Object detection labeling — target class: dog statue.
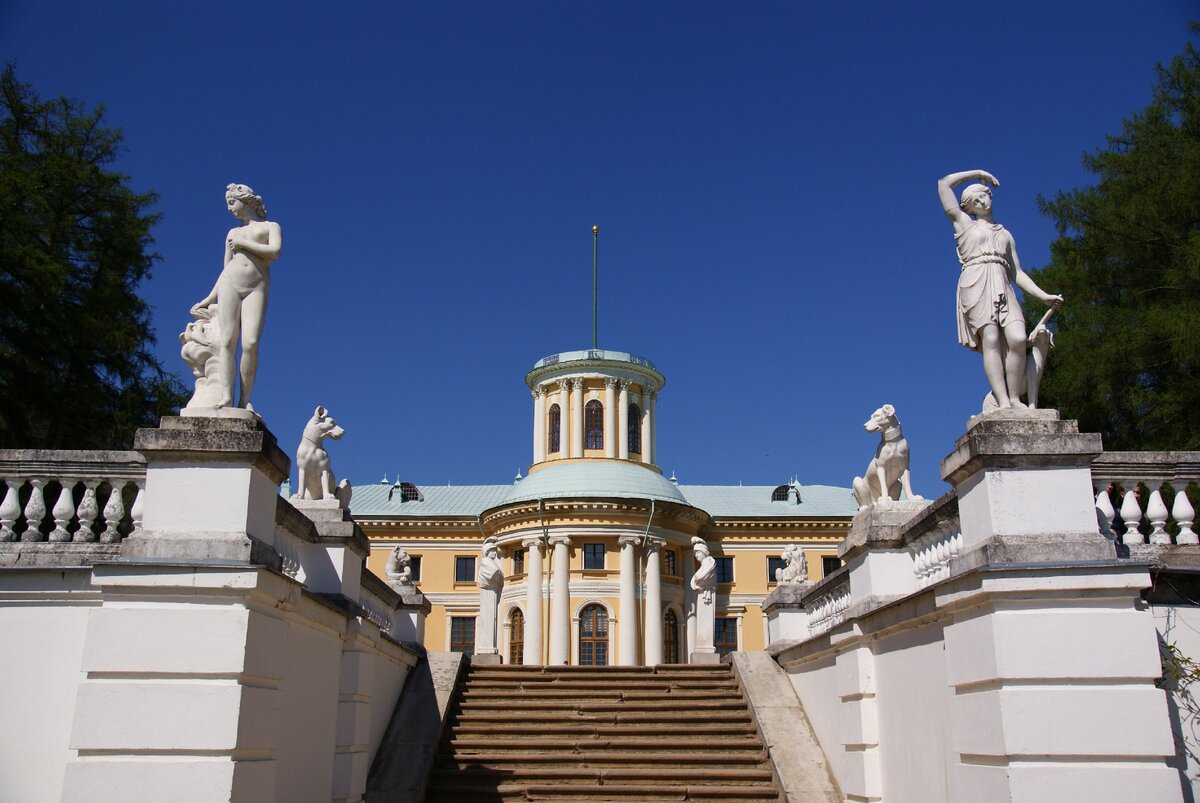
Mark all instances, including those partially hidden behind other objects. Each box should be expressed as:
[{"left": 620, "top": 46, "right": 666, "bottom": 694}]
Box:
[
  {"left": 294, "top": 405, "right": 352, "bottom": 506},
  {"left": 851, "top": 404, "right": 921, "bottom": 510}
]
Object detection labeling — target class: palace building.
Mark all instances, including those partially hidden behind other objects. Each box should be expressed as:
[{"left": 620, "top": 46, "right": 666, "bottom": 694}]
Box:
[{"left": 355, "top": 348, "right": 857, "bottom": 664}]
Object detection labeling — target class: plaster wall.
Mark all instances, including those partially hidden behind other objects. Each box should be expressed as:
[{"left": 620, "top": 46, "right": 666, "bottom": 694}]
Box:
[
  {"left": 0, "top": 571, "right": 92, "bottom": 803},
  {"left": 1154, "top": 603, "right": 1200, "bottom": 800},
  {"left": 786, "top": 652, "right": 846, "bottom": 787}
]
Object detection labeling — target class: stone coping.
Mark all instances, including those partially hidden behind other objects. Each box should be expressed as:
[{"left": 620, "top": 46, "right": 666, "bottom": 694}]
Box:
[
  {"left": 277, "top": 496, "right": 371, "bottom": 557},
  {"left": 134, "top": 416, "right": 289, "bottom": 485},
  {"left": 837, "top": 499, "right": 936, "bottom": 560},
  {"left": 763, "top": 563, "right": 849, "bottom": 614},
  {"left": 941, "top": 414, "right": 1102, "bottom": 486},
  {"left": 361, "top": 568, "right": 432, "bottom": 614},
  {"left": 0, "top": 542, "right": 122, "bottom": 568},
  {"left": 1091, "top": 451, "right": 1200, "bottom": 486},
  {"left": 0, "top": 449, "right": 145, "bottom": 480}
]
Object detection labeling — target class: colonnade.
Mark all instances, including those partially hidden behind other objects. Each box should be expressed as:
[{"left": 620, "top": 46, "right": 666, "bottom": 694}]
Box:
[
  {"left": 531, "top": 379, "right": 657, "bottom": 465},
  {"left": 519, "top": 534, "right": 670, "bottom": 666}
]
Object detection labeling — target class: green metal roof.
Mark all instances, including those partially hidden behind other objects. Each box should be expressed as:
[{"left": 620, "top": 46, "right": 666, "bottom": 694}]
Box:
[{"left": 501, "top": 460, "right": 688, "bottom": 506}]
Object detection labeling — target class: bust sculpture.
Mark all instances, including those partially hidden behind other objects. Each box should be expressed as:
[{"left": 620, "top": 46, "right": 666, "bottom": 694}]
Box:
[
  {"left": 937, "top": 170, "right": 1062, "bottom": 410},
  {"left": 190, "top": 184, "right": 282, "bottom": 413},
  {"left": 385, "top": 546, "right": 413, "bottom": 585},
  {"left": 775, "top": 543, "right": 809, "bottom": 585},
  {"left": 474, "top": 537, "right": 505, "bottom": 656}
]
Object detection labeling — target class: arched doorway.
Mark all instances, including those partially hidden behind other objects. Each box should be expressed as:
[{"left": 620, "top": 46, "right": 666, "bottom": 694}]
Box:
[
  {"left": 508, "top": 608, "right": 525, "bottom": 665},
  {"left": 663, "top": 609, "right": 680, "bottom": 664},
  {"left": 579, "top": 604, "right": 609, "bottom": 666}
]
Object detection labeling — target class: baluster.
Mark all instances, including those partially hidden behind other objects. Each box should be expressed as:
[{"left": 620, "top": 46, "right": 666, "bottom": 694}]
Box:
[
  {"left": 21, "top": 479, "right": 47, "bottom": 541},
  {"left": 1147, "top": 490, "right": 1171, "bottom": 545},
  {"left": 74, "top": 480, "right": 100, "bottom": 542},
  {"left": 1095, "top": 490, "right": 1116, "bottom": 537},
  {"left": 101, "top": 481, "right": 126, "bottom": 543},
  {"left": 1175, "top": 489, "right": 1198, "bottom": 546},
  {"left": 0, "top": 479, "right": 20, "bottom": 542},
  {"left": 129, "top": 480, "right": 145, "bottom": 536},
  {"left": 49, "top": 480, "right": 77, "bottom": 542},
  {"left": 1120, "top": 489, "right": 1145, "bottom": 545}
]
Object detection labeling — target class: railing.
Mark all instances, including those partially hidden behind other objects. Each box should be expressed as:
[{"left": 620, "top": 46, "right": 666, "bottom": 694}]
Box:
[
  {"left": 805, "top": 572, "right": 851, "bottom": 636},
  {"left": 912, "top": 524, "right": 963, "bottom": 589},
  {"left": 0, "top": 450, "right": 146, "bottom": 544},
  {"left": 1091, "top": 451, "right": 1199, "bottom": 546}
]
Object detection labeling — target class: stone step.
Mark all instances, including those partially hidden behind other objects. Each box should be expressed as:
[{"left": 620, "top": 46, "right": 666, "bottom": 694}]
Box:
[
  {"left": 465, "top": 678, "right": 738, "bottom": 691},
  {"left": 470, "top": 664, "right": 727, "bottom": 673},
  {"left": 457, "top": 698, "right": 748, "bottom": 712},
  {"left": 425, "top": 783, "right": 782, "bottom": 803},
  {"left": 449, "top": 721, "right": 759, "bottom": 737},
  {"left": 451, "top": 708, "right": 754, "bottom": 724},
  {"left": 430, "top": 765, "right": 775, "bottom": 783},
  {"left": 446, "top": 735, "right": 766, "bottom": 751},
  {"left": 461, "top": 688, "right": 742, "bottom": 701}
]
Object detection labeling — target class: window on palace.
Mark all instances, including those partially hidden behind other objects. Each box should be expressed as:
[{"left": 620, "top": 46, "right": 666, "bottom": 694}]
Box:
[
  {"left": 450, "top": 617, "right": 475, "bottom": 655},
  {"left": 714, "top": 617, "right": 738, "bottom": 657},
  {"left": 771, "top": 485, "right": 790, "bottom": 502},
  {"left": 512, "top": 549, "right": 525, "bottom": 575},
  {"left": 628, "top": 403, "right": 642, "bottom": 453},
  {"left": 663, "top": 609, "right": 680, "bottom": 664},
  {"left": 662, "top": 549, "right": 678, "bottom": 576},
  {"left": 408, "top": 555, "right": 423, "bottom": 582},
  {"left": 579, "top": 604, "right": 609, "bottom": 666},
  {"left": 715, "top": 556, "right": 734, "bottom": 584},
  {"left": 822, "top": 556, "right": 842, "bottom": 577},
  {"left": 387, "top": 481, "right": 421, "bottom": 502},
  {"left": 585, "top": 399, "right": 603, "bottom": 449},
  {"left": 548, "top": 404, "right": 561, "bottom": 453},
  {"left": 767, "top": 556, "right": 785, "bottom": 583},
  {"left": 455, "top": 556, "right": 476, "bottom": 583},
  {"left": 509, "top": 609, "right": 525, "bottom": 665},
  {"left": 583, "top": 543, "right": 606, "bottom": 570}
]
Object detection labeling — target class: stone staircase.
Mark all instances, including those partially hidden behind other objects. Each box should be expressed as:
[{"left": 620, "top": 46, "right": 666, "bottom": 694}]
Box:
[{"left": 424, "top": 663, "right": 784, "bottom": 802}]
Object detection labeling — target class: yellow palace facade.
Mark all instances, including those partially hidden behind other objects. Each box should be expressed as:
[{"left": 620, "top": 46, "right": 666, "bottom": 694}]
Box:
[{"left": 357, "top": 349, "right": 855, "bottom": 665}]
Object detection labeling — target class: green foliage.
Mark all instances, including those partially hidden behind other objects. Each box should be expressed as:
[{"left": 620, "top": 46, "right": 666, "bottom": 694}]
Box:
[
  {"left": 1024, "top": 31, "right": 1200, "bottom": 449},
  {"left": 0, "top": 64, "right": 185, "bottom": 449}
]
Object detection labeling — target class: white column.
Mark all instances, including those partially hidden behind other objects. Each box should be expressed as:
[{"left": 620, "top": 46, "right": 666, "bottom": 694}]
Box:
[
  {"left": 642, "top": 389, "right": 655, "bottom": 464},
  {"left": 532, "top": 387, "right": 546, "bottom": 465},
  {"left": 570, "top": 378, "right": 584, "bottom": 458},
  {"left": 522, "top": 537, "right": 544, "bottom": 665},
  {"left": 644, "top": 537, "right": 663, "bottom": 665},
  {"left": 557, "top": 379, "right": 571, "bottom": 458},
  {"left": 604, "top": 378, "right": 618, "bottom": 459},
  {"left": 618, "top": 535, "right": 640, "bottom": 666},
  {"left": 549, "top": 536, "right": 571, "bottom": 665},
  {"left": 618, "top": 381, "right": 630, "bottom": 459}
]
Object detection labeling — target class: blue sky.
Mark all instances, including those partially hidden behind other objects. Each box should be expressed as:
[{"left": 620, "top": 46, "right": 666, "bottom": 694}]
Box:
[{"left": 2, "top": 3, "right": 1192, "bottom": 497}]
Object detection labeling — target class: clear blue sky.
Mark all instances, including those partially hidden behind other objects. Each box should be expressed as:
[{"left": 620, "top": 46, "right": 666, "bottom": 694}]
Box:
[{"left": 2, "top": 3, "right": 1192, "bottom": 497}]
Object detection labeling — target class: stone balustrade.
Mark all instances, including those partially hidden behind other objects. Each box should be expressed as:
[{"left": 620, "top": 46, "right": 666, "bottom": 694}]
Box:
[
  {"left": 1091, "top": 451, "right": 1200, "bottom": 546},
  {"left": 0, "top": 450, "right": 146, "bottom": 544},
  {"left": 803, "top": 569, "right": 851, "bottom": 636}
]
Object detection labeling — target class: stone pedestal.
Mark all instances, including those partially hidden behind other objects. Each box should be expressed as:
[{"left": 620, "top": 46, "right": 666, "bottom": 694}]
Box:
[
  {"left": 289, "top": 497, "right": 369, "bottom": 603},
  {"left": 384, "top": 580, "right": 431, "bottom": 644},
  {"left": 761, "top": 583, "right": 811, "bottom": 645},
  {"left": 838, "top": 501, "right": 929, "bottom": 606}
]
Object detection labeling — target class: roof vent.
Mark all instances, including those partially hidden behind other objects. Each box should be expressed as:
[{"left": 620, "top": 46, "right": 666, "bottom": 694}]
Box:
[
  {"left": 379, "top": 473, "right": 390, "bottom": 485},
  {"left": 669, "top": 471, "right": 678, "bottom": 484}
]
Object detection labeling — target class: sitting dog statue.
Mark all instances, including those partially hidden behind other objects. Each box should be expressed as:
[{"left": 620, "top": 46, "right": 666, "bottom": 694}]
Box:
[
  {"left": 851, "top": 404, "right": 921, "bottom": 510},
  {"left": 294, "top": 405, "right": 352, "bottom": 506}
]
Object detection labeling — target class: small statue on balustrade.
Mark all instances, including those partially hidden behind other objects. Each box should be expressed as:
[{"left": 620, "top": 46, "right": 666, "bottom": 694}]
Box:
[
  {"left": 386, "top": 546, "right": 413, "bottom": 585},
  {"left": 775, "top": 543, "right": 809, "bottom": 585},
  {"left": 293, "top": 405, "right": 352, "bottom": 506},
  {"left": 852, "top": 404, "right": 922, "bottom": 510}
]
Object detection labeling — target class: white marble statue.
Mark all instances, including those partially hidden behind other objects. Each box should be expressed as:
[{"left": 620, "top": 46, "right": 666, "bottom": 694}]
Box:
[
  {"left": 938, "top": 170, "right": 1062, "bottom": 410},
  {"left": 475, "top": 536, "right": 504, "bottom": 656},
  {"left": 293, "top": 406, "right": 352, "bottom": 506},
  {"left": 179, "top": 303, "right": 224, "bottom": 409},
  {"left": 690, "top": 536, "right": 717, "bottom": 655},
  {"left": 190, "top": 183, "right": 282, "bottom": 413},
  {"left": 775, "top": 543, "right": 808, "bottom": 585},
  {"left": 385, "top": 546, "right": 413, "bottom": 585},
  {"left": 851, "top": 404, "right": 922, "bottom": 510}
]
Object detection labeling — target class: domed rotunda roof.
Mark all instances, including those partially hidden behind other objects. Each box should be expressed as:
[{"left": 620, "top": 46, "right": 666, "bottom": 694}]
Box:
[{"left": 500, "top": 460, "right": 687, "bottom": 507}]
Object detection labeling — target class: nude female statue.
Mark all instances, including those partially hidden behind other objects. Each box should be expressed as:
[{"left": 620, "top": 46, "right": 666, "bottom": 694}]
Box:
[
  {"left": 938, "top": 170, "right": 1062, "bottom": 409},
  {"left": 191, "top": 184, "right": 282, "bottom": 412}
]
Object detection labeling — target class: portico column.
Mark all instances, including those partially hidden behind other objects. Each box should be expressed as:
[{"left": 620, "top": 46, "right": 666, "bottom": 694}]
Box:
[
  {"left": 557, "top": 379, "right": 571, "bottom": 458},
  {"left": 570, "top": 378, "right": 584, "bottom": 457},
  {"left": 549, "top": 535, "right": 572, "bottom": 665},
  {"left": 618, "top": 535, "right": 640, "bottom": 666},
  {"left": 522, "top": 537, "right": 544, "bottom": 665},
  {"left": 642, "top": 389, "right": 655, "bottom": 465},
  {"left": 532, "top": 387, "right": 546, "bottom": 465},
  {"left": 643, "top": 537, "right": 664, "bottom": 665},
  {"left": 618, "top": 381, "right": 630, "bottom": 459},
  {"left": 604, "top": 378, "right": 618, "bottom": 459}
]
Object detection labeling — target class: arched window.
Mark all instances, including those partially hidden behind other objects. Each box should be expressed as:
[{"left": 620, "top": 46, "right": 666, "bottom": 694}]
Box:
[
  {"left": 585, "top": 399, "right": 604, "bottom": 450},
  {"left": 508, "top": 609, "right": 525, "bottom": 665},
  {"left": 771, "top": 485, "right": 790, "bottom": 502},
  {"left": 387, "top": 481, "right": 421, "bottom": 502},
  {"left": 579, "top": 604, "right": 609, "bottom": 666},
  {"left": 663, "top": 609, "right": 680, "bottom": 664},
  {"left": 548, "top": 404, "right": 561, "bottom": 454},
  {"left": 628, "top": 403, "right": 641, "bottom": 454}
]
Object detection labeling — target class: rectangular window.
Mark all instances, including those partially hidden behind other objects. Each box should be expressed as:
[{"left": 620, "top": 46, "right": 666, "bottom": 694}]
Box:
[
  {"left": 663, "top": 549, "right": 678, "bottom": 576},
  {"left": 716, "top": 556, "right": 734, "bottom": 584},
  {"left": 584, "top": 543, "right": 606, "bottom": 570},
  {"left": 822, "top": 556, "right": 841, "bottom": 578},
  {"left": 512, "top": 549, "right": 525, "bottom": 575},
  {"left": 409, "top": 555, "right": 422, "bottom": 582},
  {"left": 767, "top": 556, "right": 786, "bottom": 583},
  {"left": 455, "top": 556, "right": 476, "bottom": 583},
  {"left": 714, "top": 617, "right": 738, "bottom": 657},
  {"left": 450, "top": 617, "right": 475, "bottom": 655}
]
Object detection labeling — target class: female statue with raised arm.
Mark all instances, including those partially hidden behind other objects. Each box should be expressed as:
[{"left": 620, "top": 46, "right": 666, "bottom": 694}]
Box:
[
  {"left": 938, "top": 170, "right": 1061, "bottom": 409},
  {"left": 191, "top": 184, "right": 282, "bottom": 412}
]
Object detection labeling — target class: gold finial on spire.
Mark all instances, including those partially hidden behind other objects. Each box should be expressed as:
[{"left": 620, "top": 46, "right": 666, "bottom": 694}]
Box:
[{"left": 593, "top": 225, "right": 599, "bottom": 235}]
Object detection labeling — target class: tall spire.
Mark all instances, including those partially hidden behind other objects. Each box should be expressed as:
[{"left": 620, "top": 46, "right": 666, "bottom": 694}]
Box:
[{"left": 592, "top": 225, "right": 599, "bottom": 349}]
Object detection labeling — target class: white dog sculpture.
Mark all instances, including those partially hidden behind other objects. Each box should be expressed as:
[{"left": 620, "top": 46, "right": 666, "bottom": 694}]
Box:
[
  {"left": 294, "top": 405, "right": 352, "bottom": 505},
  {"left": 851, "top": 404, "right": 921, "bottom": 510}
]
